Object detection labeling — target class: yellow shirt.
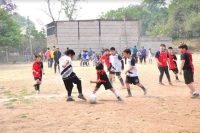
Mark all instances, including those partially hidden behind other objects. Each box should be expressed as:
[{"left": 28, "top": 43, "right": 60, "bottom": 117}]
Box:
[{"left": 50, "top": 50, "right": 54, "bottom": 58}]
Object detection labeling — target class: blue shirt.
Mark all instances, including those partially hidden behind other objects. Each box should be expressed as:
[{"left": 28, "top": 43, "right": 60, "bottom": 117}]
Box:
[
  {"left": 83, "top": 52, "right": 87, "bottom": 59},
  {"left": 141, "top": 49, "right": 146, "bottom": 56},
  {"left": 131, "top": 47, "right": 137, "bottom": 55}
]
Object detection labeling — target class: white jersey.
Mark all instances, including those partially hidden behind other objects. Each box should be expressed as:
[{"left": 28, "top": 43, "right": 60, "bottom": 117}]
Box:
[
  {"left": 59, "top": 55, "right": 73, "bottom": 79},
  {"left": 127, "top": 57, "right": 138, "bottom": 77},
  {"left": 109, "top": 54, "right": 122, "bottom": 72},
  {"left": 148, "top": 50, "right": 152, "bottom": 58}
]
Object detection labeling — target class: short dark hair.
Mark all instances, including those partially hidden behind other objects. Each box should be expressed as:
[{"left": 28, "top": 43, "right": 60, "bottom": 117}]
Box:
[
  {"left": 178, "top": 44, "right": 188, "bottom": 50},
  {"left": 123, "top": 49, "right": 131, "bottom": 54},
  {"left": 160, "top": 44, "right": 166, "bottom": 47},
  {"left": 168, "top": 47, "right": 173, "bottom": 49},
  {"left": 104, "top": 49, "right": 109, "bottom": 52},
  {"left": 65, "top": 49, "right": 75, "bottom": 56},
  {"left": 47, "top": 47, "right": 50, "bottom": 50},
  {"left": 110, "top": 47, "right": 115, "bottom": 51},
  {"left": 35, "top": 55, "right": 41, "bottom": 58},
  {"left": 96, "top": 63, "right": 104, "bottom": 70}
]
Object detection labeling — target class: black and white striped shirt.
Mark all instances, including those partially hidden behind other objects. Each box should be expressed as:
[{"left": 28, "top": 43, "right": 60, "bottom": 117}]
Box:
[{"left": 59, "top": 55, "right": 73, "bottom": 79}]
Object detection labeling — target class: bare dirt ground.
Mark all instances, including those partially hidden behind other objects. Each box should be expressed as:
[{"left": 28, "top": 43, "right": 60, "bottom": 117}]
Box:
[{"left": 0, "top": 54, "right": 200, "bottom": 133}]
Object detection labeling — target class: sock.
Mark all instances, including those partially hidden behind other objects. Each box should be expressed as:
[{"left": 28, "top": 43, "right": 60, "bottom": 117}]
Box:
[
  {"left": 37, "top": 84, "right": 40, "bottom": 91},
  {"left": 127, "top": 88, "right": 132, "bottom": 96},
  {"left": 118, "top": 76, "right": 125, "bottom": 86},
  {"left": 113, "top": 91, "right": 119, "bottom": 97},
  {"left": 34, "top": 84, "right": 37, "bottom": 91}
]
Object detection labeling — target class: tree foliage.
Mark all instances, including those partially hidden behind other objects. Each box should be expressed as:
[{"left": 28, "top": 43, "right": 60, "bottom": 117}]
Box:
[
  {"left": 0, "top": 8, "right": 22, "bottom": 48},
  {"left": 100, "top": 0, "right": 200, "bottom": 39},
  {"left": 60, "top": 0, "right": 79, "bottom": 20}
]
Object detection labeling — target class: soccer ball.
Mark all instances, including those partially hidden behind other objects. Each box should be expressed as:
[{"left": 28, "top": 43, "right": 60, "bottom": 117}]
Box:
[{"left": 89, "top": 94, "right": 96, "bottom": 104}]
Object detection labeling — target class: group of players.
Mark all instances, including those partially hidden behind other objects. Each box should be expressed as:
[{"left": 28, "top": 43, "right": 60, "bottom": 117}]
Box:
[{"left": 32, "top": 42, "right": 199, "bottom": 102}]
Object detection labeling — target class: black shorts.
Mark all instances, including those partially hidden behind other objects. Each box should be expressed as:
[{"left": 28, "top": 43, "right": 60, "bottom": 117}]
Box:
[
  {"left": 126, "top": 76, "right": 140, "bottom": 85},
  {"left": 183, "top": 70, "right": 194, "bottom": 84},
  {"left": 34, "top": 77, "right": 41, "bottom": 81},
  {"left": 171, "top": 68, "right": 179, "bottom": 74},
  {"left": 109, "top": 71, "right": 121, "bottom": 76},
  {"left": 62, "top": 73, "right": 81, "bottom": 90},
  {"left": 96, "top": 82, "right": 112, "bottom": 90}
]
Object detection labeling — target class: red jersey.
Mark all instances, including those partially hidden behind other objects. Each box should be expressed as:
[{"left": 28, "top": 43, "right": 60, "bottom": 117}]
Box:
[
  {"left": 32, "top": 61, "right": 41, "bottom": 78},
  {"left": 168, "top": 54, "right": 177, "bottom": 70},
  {"left": 155, "top": 51, "right": 168, "bottom": 67},
  {"left": 100, "top": 54, "right": 110, "bottom": 69},
  {"left": 97, "top": 70, "right": 108, "bottom": 83}
]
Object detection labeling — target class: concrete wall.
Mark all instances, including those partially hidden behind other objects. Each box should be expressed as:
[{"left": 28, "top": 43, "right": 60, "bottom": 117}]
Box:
[
  {"left": 140, "top": 36, "right": 172, "bottom": 53},
  {"left": 47, "top": 20, "right": 172, "bottom": 55},
  {"left": 47, "top": 34, "right": 57, "bottom": 48},
  {"left": 52, "top": 20, "right": 140, "bottom": 53}
]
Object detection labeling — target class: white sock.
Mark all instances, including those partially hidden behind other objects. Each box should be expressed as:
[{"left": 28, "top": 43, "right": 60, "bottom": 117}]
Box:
[{"left": 113, "top": 91, "right": 120, "bottom": 97}]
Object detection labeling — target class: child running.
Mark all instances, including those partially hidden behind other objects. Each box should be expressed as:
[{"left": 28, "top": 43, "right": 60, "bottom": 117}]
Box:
[
  {"left": 32, "top": 55, "right": 43, "bottom": 94},
  {"left": 109, "top": 47, "right": 125, "bottom": 87},
  {"left": 59, "top": 49, "right": 87, "bottom": 101},
  {"left": 168, "top": 47, "right": 179, "bottom": 81},
  {"left": 123, "top": 49, "right": 147, "bottom": 97},
  {"left": 90, "top": 63, "right": 122, "bottom": 101},
  {"left": 178, "top": 43, "right": 199, "bottom": 98}
]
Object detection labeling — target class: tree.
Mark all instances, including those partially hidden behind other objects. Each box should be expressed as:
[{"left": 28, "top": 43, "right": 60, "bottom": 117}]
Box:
[
  {"left": 0, "top": 8, "right": 22, "bottom": 48},
  {"left": 0, "top": 0, "right": 16, "bottom": 12},
  {"left": 100, "top": 0, "right": 200, "bottom": 39},
  {"left": 45, "top": 0, "right": 80, "bottom": 21},
  {"left": 12, "top": 14, "right": 47, "bottom": 54},
  {"left": 60, "top": 0, "right": 80, "bottom": 20}
]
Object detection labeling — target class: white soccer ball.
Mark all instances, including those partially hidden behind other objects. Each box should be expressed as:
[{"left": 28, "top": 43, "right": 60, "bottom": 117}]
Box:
[{"left": 89, "top": 94, "right": 96, "bottom": 104}]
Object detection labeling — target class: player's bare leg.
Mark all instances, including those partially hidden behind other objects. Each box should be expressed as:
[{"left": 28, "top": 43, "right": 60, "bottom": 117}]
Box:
[
  {"left": 136, "top": 83, "right": 147, "bottom": 95},
  {"left": 126, "top": 82, "right": 132, "bottom": 97},
  {"left": 110, "top": 88, "right": 122, "bottom": 101},
  {"left": 109, "top": 74, "right": 114, "bottom": 85}
]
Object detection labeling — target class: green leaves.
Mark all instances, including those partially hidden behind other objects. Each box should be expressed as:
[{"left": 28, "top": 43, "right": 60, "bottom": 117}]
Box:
[
  {"left": 0, "top": 8, "right": 22, "bottom": 48},
  {"left": 100, "top": 0, "right": 200, "bottom": 39}
]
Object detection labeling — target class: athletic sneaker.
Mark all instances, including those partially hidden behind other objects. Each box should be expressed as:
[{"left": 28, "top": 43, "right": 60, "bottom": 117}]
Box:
[
  {"left": 78, "top": 94, "right": 87, "bottom": 101},
  {"left": 159, "top": 82, "right": 165, "bottom": 85},
  {"left": 117, "top": 96, "right": 123, "bottom": 101},
  {"left": 67, "top": 97, "right": 75, "bottom": 102},
  {"left": 126, "top": 94, "right": 132, "bottom": 97},
  {"left": 191, "top": 93, "right": 199, "bottom": 98}
]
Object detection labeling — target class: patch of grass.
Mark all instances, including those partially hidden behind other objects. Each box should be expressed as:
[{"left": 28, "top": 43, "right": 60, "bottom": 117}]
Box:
[
  {"left": 18, "top": 113, "right": 29, "bottom": 119},
  {"left": 3, "top": 89, "right": 34, "bottom": 109}
]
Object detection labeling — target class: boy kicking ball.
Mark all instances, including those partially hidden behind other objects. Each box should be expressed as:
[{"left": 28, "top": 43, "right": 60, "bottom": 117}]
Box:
[
  {"left": 90, "top": 63, "right": 122, "bottom": 101},
  {"left": 59, "top": 49, "right": 87, "bottom": 102},
  {"left": 123, "top": 49, "right": 147, "bottom": 97},
  {"left": 178, "top": 43, "right": 199, "bottom": 98}
]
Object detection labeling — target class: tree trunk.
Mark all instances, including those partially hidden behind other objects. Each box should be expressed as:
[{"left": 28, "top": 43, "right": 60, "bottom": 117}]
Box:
[{"left": 5, "top": 47, "right": 8, "bottom": 62}]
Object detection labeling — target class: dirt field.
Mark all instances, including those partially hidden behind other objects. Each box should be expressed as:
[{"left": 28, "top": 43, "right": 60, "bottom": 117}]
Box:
[{"left": 0, "top": 54, "right": 200, "bottom": 133}]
